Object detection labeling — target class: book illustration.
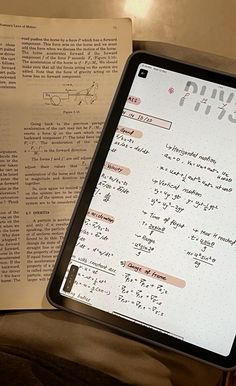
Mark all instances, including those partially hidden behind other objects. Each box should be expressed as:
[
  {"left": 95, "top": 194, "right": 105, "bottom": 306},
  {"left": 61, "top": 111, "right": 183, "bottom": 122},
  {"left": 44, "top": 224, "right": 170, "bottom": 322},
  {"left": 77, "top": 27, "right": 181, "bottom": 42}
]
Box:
[{"left": 43, "top": 82, "right": 98, "bottom": 106}]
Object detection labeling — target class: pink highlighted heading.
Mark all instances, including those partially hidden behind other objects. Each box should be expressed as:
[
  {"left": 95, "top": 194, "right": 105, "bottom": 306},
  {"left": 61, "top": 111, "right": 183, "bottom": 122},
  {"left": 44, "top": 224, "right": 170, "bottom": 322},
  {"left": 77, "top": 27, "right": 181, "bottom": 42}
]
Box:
[
  {"left": 127, "top": 95, "right": 141, "bottom": 105},
  {"left": 104, "top": 162, "right": 130, "bottom": 175},
  {"left": 117, "top": 126, "right": 143, "bottom": 138},
  {"left": 125, "top": 261, "right": 186, "bottom": 288},
  {"left": 87, "top": 209, "right": 114, "bottom": 224}
]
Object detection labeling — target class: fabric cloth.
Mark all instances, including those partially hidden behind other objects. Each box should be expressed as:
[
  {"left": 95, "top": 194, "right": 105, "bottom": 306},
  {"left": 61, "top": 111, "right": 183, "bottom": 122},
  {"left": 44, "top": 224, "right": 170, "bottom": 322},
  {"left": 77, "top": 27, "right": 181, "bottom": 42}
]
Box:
[
  {"left": 0, "top": 344, "right": 131, "bottom": 386},
  {"left": 0, "top": 310, "right": 223, "bottom": 386}
]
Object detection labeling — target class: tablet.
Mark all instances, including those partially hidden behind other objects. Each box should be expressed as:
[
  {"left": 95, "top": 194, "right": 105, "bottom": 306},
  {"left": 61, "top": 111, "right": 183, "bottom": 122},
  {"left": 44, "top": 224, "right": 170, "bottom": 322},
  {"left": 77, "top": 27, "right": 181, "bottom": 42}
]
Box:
[{"left": 47, "top": 51, "right": 236, "bottom": 369}]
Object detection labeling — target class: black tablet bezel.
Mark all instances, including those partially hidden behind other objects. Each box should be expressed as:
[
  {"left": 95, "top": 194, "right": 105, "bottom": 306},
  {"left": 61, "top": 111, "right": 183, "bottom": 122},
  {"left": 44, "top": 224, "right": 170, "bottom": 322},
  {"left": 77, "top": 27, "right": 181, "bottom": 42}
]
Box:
[{"left": 47, "top": 51, "right": 236, "bottom": 369}]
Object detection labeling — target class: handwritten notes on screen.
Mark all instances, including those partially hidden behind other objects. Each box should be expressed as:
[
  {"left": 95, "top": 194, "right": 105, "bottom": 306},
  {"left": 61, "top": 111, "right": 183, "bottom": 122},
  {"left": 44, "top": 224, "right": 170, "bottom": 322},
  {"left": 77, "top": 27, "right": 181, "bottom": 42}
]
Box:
[{"left": 60, "top": 64, "right": 236, "bottom": 356}]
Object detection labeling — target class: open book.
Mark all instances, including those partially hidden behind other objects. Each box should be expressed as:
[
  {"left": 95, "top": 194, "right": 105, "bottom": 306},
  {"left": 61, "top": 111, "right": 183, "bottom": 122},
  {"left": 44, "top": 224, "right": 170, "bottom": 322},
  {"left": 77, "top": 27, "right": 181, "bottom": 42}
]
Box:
[{"left": 0, "top": 14, "right": 132, "bottom": 309}]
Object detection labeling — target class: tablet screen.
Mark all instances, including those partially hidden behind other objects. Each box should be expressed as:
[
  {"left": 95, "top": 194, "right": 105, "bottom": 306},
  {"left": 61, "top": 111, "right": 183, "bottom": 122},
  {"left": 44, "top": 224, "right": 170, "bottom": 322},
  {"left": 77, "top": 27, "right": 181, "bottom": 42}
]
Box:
[{"left": 59, "top": 58, "right": 236, "bottom": 358}]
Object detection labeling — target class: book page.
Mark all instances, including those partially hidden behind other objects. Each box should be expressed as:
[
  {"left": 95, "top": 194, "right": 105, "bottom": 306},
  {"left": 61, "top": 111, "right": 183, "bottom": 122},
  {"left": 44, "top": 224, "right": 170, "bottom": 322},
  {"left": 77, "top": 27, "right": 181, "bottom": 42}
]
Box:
[
  {"left": 0, "top": 14, "right": 132, "bottom": 309},
  {"left": 60, "top": 63, "right": 236, "bottom": 356}
]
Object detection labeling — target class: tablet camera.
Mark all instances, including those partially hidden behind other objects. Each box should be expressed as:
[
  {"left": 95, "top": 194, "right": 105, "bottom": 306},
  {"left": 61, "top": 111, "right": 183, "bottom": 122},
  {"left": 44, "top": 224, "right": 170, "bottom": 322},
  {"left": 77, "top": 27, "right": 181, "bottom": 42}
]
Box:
[{"left": 138, "top": 69, "right": 148, "bottom": 78}]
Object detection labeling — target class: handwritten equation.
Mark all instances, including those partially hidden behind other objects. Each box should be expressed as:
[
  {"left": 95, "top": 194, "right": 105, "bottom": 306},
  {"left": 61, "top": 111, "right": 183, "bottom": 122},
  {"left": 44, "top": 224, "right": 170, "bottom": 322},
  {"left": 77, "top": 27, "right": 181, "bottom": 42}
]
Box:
[{"left": 117, "top": 271, "right": 168, "bottom": 317}]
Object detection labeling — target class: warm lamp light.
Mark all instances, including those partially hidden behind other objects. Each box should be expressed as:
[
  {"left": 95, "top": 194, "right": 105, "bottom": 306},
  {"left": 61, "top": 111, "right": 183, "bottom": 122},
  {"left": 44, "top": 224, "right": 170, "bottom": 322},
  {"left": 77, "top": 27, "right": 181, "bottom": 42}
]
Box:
[{"left": 124, "top": 0, "right": 153, "bottom": 18}]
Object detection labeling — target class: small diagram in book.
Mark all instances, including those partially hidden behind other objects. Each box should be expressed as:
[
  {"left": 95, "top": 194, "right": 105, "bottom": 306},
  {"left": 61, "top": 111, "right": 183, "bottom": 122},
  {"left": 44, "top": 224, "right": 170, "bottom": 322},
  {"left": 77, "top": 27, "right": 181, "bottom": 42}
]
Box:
[{"left": 43, "top": 82, "right": 98, "bottom": 106}]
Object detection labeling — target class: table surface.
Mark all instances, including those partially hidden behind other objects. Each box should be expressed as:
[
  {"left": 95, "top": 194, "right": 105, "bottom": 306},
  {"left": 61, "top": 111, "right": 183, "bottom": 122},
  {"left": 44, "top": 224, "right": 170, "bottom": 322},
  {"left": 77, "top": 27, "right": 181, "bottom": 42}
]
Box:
[{"left": 0, "top": 0, "right": 236, "bottom": 60}]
